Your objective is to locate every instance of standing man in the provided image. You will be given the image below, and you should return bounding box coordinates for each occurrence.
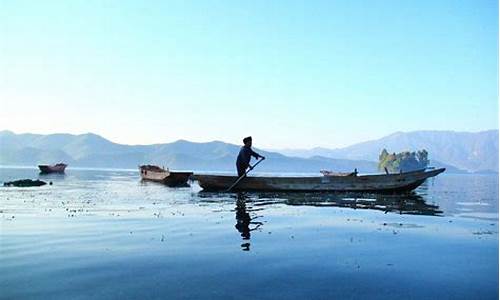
[236,136,265,177]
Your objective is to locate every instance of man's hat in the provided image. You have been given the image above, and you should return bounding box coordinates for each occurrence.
[243,136,252,143]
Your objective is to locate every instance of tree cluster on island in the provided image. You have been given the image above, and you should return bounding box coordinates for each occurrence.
[378,149,430,173]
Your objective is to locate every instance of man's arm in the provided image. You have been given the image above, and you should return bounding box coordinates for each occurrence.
[250,149,264,159]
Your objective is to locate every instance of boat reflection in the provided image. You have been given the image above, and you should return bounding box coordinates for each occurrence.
[38,172,66,179]
[262,192,443,216]
[198,191,443,216]
[197,191,442,251]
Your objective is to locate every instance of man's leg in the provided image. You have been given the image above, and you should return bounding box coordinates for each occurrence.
[237,165,246,177]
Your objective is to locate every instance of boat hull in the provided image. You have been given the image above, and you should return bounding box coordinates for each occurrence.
[139,166,193,187]
[193,168,445,193]
[38,164,67,174]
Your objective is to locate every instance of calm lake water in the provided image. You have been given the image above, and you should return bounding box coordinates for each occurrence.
[0,167,498,299]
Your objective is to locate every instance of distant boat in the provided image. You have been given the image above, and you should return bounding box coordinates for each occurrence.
[38,163,67,174]
[139,165,193,187]
[193,168,446,193]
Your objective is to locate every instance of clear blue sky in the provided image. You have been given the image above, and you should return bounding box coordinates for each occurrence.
[1,0,498,148]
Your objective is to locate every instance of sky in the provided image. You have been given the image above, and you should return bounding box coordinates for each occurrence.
[0,0,498,149]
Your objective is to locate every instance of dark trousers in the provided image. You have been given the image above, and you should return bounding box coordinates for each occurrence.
[237,164,247,177]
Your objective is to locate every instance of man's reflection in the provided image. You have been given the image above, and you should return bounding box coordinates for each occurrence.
[235,193,263,251]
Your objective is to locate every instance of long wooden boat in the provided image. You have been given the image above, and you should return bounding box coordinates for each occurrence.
[192,168,445,193]
[38,163,67,174]
[139,165,193,187]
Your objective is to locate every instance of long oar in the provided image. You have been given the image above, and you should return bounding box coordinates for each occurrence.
[226,157,265,192]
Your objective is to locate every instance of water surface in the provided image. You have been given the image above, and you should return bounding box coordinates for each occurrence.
[1,167,498,299]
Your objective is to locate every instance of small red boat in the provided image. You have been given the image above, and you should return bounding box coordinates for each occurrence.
[38,163,67,174]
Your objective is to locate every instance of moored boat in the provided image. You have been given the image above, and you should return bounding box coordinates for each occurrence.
[192,168,445,193]
[38,163,67,174]
[139,165,193,187]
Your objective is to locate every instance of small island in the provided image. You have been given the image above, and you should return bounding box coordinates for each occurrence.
[378,149,430,173]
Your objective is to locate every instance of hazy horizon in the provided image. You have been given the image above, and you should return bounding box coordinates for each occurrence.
[1,127,497,150]
[1,1,498,148]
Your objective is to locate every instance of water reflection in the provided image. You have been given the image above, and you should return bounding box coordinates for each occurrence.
[198,191,443,251]
[198,191,443,217]
[234,193,264,251]
[263,192,443,216]
[38,172,66,180]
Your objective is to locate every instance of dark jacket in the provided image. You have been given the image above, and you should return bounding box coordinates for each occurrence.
[236,146,261,169]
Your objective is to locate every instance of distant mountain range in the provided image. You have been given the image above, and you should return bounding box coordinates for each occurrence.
[0,130,497,173]
[271,130,498,173]
[0,131,376,173]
